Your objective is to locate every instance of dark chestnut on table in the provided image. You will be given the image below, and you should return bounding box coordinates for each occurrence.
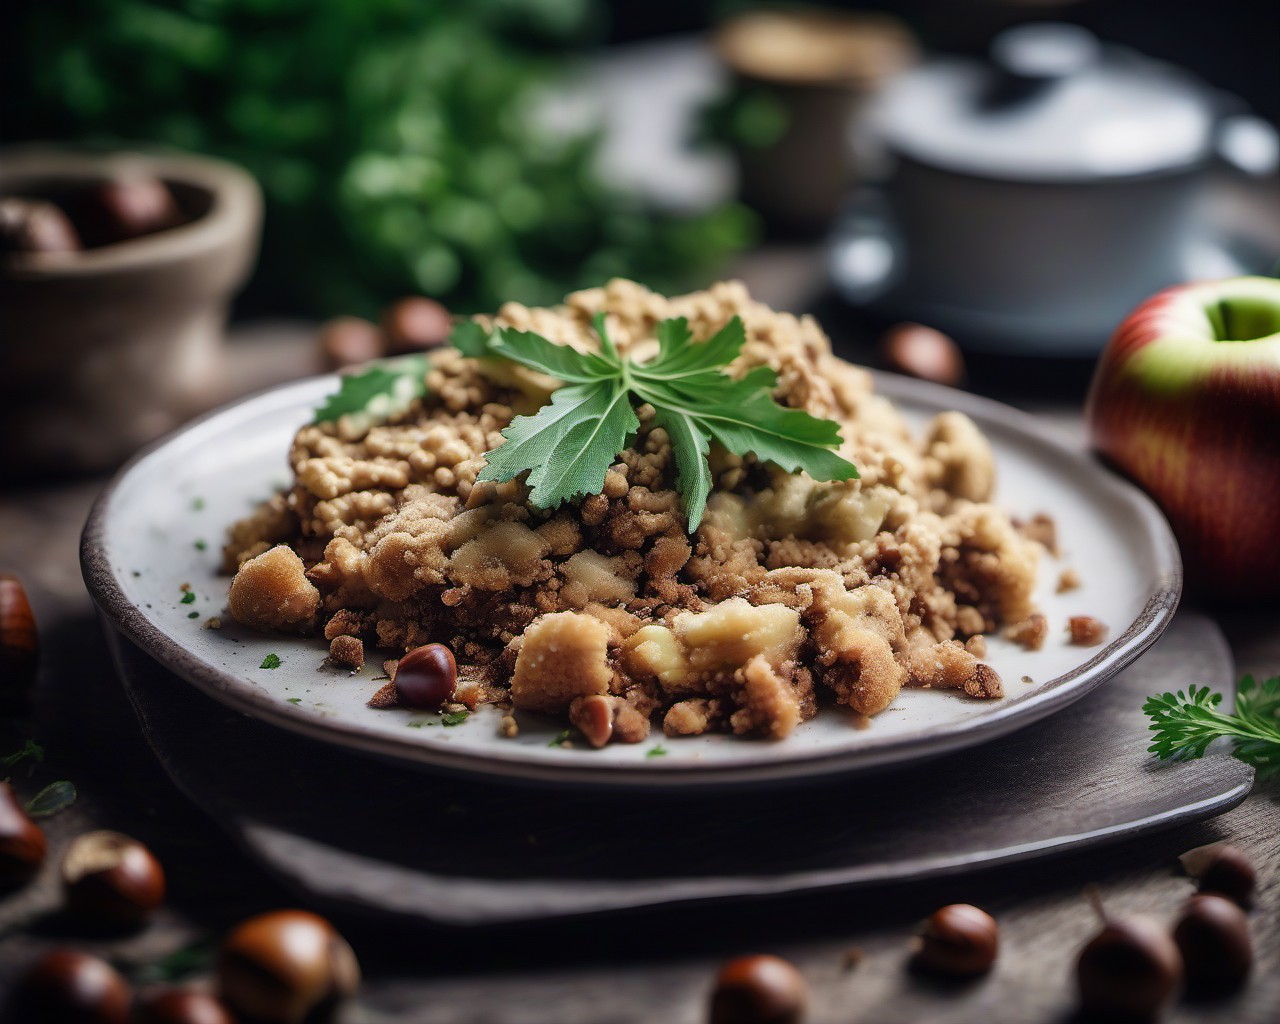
[216,909,360,1024]
[61,829,166,927]
[3,949,133,1024]
[709,954,807,1024]
[1075,914,1182,1019]
[914,903,999,977]
[0,781,47,887]
[1173,894,1253,992]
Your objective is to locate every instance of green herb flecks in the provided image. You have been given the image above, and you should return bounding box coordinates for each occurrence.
[548,729,572,748]
[1144,675,1280,779]
[646,745,669,759]
[441,709,469,727]
[180,591,196,605]
[26,780,77,818]
[286,697,302,705]
[260,654,282,670]
[188,611,200,620]
[313,355,430,424]
[194,539,207,551]
[455,314,857,530]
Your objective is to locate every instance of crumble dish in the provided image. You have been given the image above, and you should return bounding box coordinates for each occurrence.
[224,280,1042,745]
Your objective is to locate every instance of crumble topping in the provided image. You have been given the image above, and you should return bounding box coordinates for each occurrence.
[223,280,1042,743]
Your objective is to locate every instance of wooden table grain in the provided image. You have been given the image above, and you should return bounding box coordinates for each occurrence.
[2,303,1277,1023]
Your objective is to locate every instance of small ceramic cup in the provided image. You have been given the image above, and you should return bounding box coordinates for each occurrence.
[1,148,261,475]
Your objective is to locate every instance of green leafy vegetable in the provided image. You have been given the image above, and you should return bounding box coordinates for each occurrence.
[180,591,195,605]
[26,780,77,818]
[441,709,470,727]
[459,314,858,529]
[313,356,430,424]
[260,654,282,670]
[1,739,44,770]
[1144,675,1280,779]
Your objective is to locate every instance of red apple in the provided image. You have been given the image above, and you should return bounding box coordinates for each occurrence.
[1085,275,1280,599]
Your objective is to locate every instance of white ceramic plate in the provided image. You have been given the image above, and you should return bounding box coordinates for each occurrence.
[83,372,1181,788]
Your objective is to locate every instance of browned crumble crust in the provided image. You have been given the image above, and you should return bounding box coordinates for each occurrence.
[224,280,1041,743]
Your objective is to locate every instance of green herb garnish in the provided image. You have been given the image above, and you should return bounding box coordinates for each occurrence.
[26,780,77,818]
[192,497,205,511]
[548,729,572,748]
[187,611,200,620]
[1,739,44,771]
[441,709,469,727]
[1144,675,1280,779]
[286,697,301,705]
[194,539,207,551]
[260,654,282,670]
[646,745,669,759]
[180,591,196,605]
[313,355,430,424]
[455,314,858,529]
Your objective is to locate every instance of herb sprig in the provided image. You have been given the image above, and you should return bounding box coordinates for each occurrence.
[1144,675,1280,779]
[314,355,430,424]
[455,314,858,529]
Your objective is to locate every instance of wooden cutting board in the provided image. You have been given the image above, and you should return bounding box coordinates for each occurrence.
[108,610,1251,926]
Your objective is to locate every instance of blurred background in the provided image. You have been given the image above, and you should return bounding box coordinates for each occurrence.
[2,0,1278,472]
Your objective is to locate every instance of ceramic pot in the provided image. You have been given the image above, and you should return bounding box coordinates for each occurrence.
[1,148,261,475]
[840,23,1278,354]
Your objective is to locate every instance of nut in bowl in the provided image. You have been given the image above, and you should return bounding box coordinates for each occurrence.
[0,147,261,475]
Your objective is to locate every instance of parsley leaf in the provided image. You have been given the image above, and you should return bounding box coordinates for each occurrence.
[1144,675,1280,779]
[441,709,470,727]
[260,654,282,670]
[313,356,430,424]
[458,313,858,529]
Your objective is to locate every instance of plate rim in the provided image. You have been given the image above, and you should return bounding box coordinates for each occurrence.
[81,369,1183,788]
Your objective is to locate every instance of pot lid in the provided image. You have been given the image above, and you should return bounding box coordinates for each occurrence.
[876,23,1216,180]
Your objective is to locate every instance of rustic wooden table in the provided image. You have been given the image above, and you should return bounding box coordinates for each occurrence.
[2,270,1278,1022]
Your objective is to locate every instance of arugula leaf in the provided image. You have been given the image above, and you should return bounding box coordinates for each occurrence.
[461,314,858,529]
[1144,675,1280,779]
[313,356,429,424]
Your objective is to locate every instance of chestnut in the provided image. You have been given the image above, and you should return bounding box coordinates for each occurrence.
[380,296,452,354]
[0,780,47,887]
[879,322,965,387]
[61,830,166,927]
[1,572,39,706]
[318,317,385,371]
[1173,894,1252,993]
[81,177,183,245]
[1178,842,1255,906]
[709,953,807,1024]
[1076,914,1182,1019]
[913,903,999,977]
[216,909,360,1024]
[134,988,237,1024]
[393,643,457,709]
[3,948,132,1024]
[0,197,81,254]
